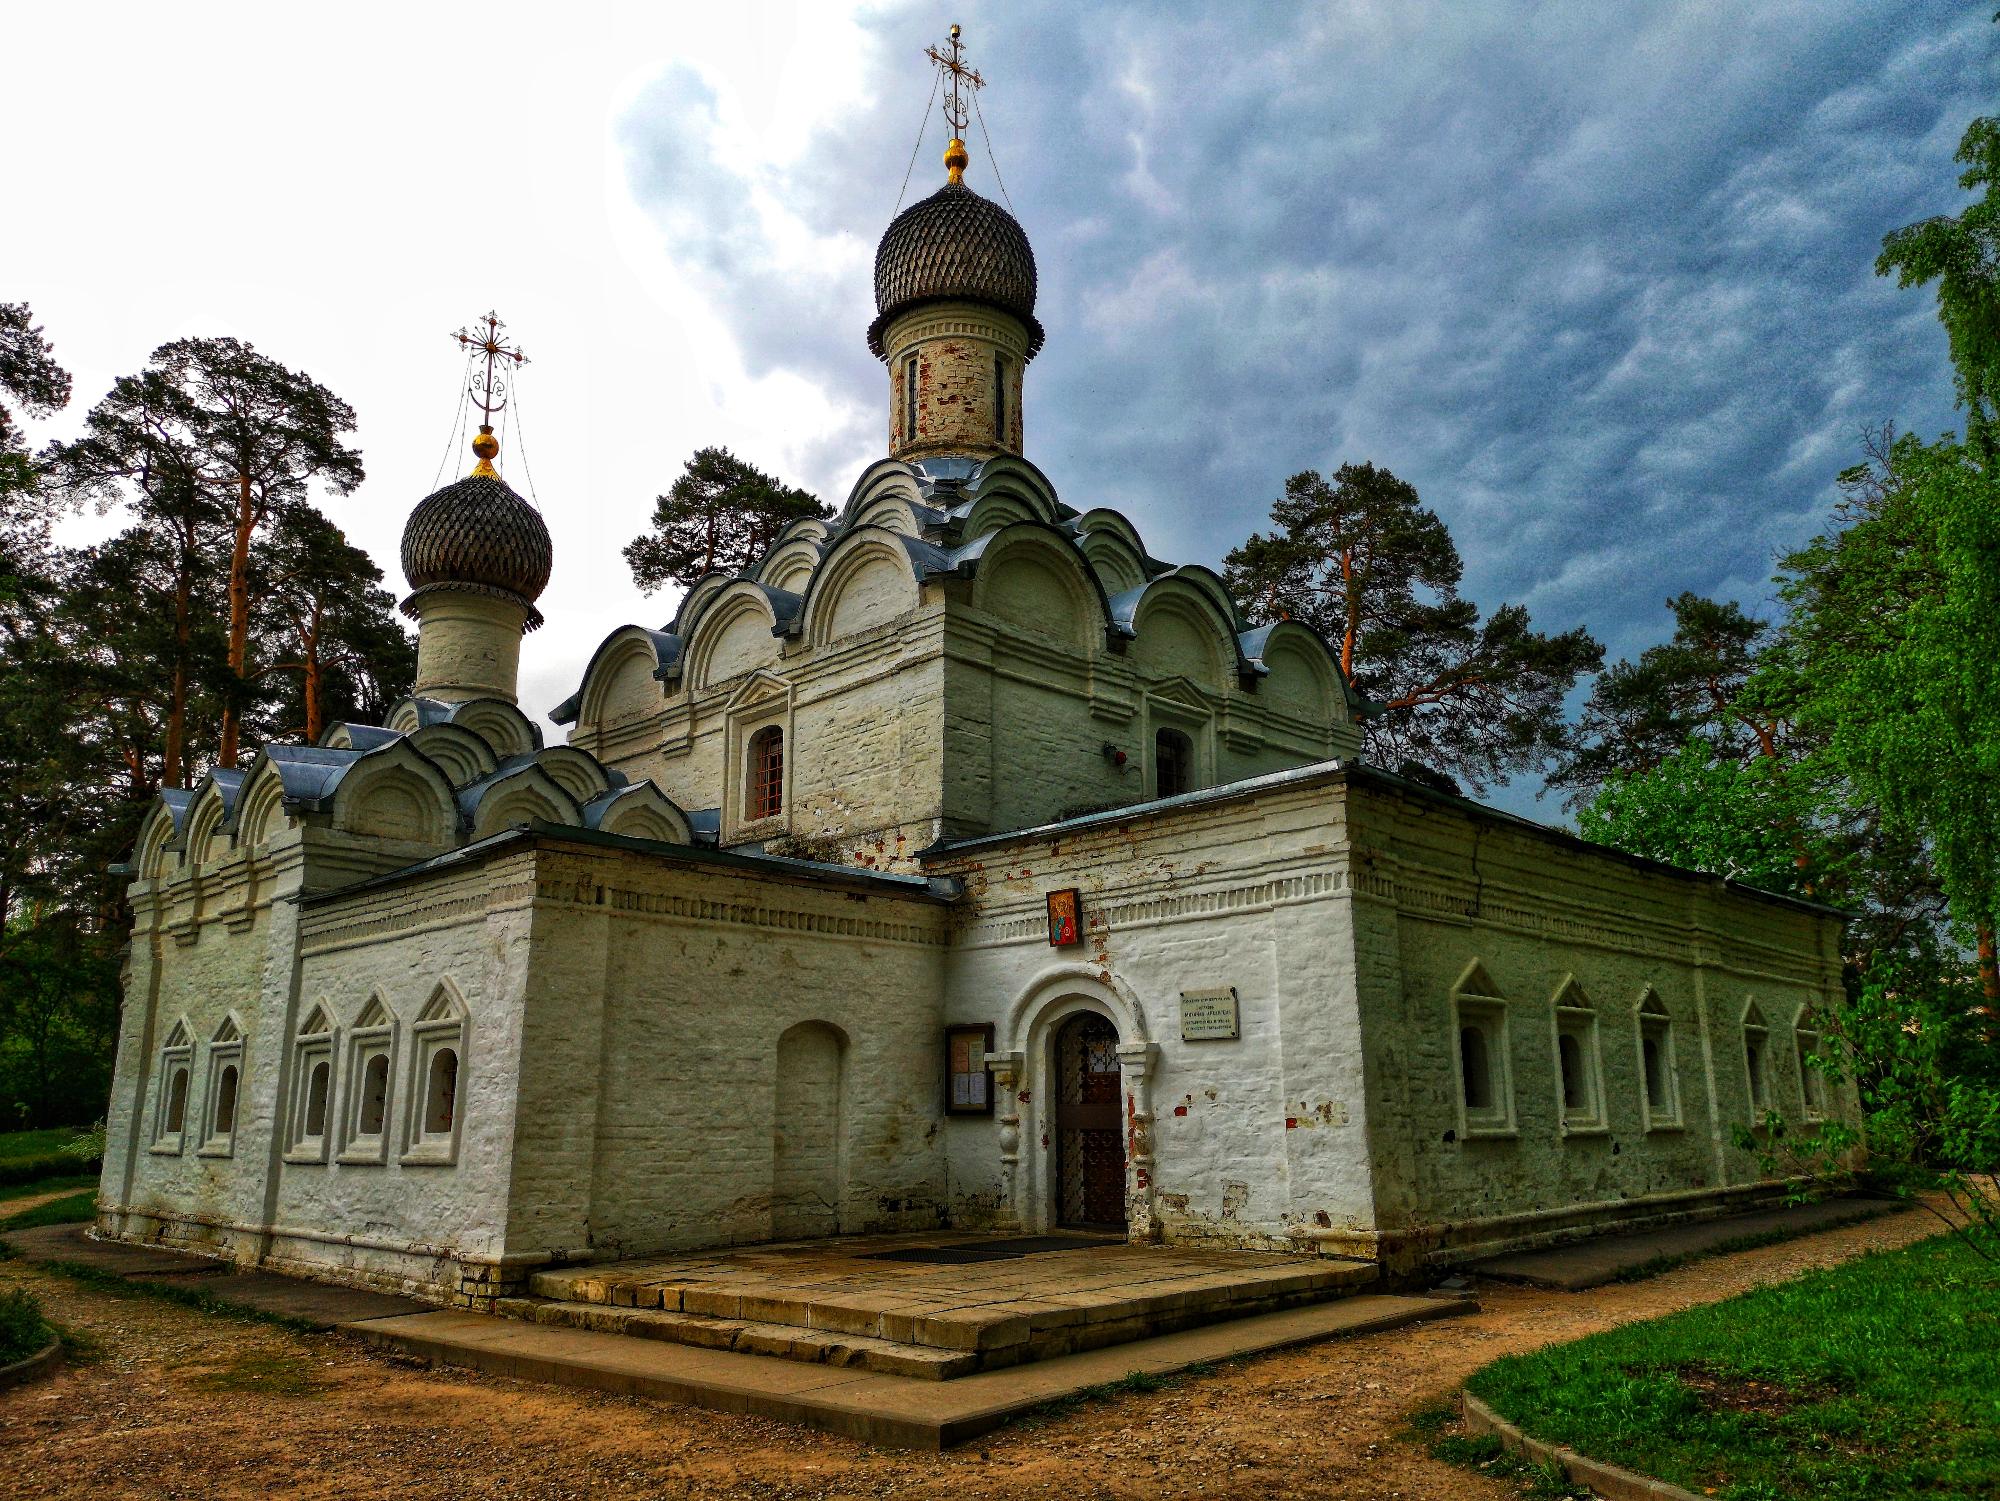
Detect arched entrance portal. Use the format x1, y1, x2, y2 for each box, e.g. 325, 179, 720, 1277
1053, 1012, 1127, 1230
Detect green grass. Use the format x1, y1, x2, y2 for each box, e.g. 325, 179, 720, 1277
0, 1287, 54, 1365
0, 1129, 72, 1162
1, 1189, 96, 1231
1467, 1235, 2000, 1500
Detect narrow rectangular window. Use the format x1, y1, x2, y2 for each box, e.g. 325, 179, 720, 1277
903, 356, 918, 443
994, 354, 1007, 441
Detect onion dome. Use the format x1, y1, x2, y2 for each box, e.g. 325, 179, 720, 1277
400, 426, 553, 630
867, 171, 1042, 360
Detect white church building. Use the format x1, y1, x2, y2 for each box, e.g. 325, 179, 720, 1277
96, 118, 1852, 1311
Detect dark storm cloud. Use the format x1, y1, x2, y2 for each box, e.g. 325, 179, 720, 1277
619, 2, 1988, 807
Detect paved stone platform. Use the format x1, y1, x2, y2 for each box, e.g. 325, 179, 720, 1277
354, 1290, 1472, 1448
514, 1232, 1378, 1378
1467, 1193, 1903, 1290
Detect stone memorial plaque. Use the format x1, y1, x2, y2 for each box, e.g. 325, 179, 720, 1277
1180, 987, 1240, 1041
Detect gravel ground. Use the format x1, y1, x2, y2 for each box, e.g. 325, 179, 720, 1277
0, 1205, 1945, 1501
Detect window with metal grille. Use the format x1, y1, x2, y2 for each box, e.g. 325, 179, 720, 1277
748, 726, 784, 820
903, 357, 918, 443
1155, 728, 1194, 798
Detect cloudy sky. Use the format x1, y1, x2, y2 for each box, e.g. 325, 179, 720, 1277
7, 1, 1986, 816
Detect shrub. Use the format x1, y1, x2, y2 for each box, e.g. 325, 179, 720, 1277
0, 1288, 52, 1365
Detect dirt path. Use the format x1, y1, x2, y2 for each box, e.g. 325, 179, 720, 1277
0, 1185, 91, 1219
0, 1207, 1944, 1501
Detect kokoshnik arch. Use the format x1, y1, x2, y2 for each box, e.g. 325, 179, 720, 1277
95, 35, 1855, 1309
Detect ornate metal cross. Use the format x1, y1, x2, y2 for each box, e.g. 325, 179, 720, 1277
924, 23, 984, 141
452, 310, 529, 425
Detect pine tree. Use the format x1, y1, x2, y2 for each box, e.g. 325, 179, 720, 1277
1222, 462, 1602, 793
624, 446, 830, 595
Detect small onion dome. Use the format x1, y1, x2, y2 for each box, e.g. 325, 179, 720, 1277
400, 462, 553, 631
867, 178, 1043, 359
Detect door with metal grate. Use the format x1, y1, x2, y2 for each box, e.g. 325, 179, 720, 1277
1054, 1012, 1126, 1230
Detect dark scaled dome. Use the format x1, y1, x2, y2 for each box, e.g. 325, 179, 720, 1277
400, 472, 553, 631
868, 180, 1043, 359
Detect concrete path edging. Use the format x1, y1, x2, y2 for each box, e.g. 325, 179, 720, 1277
0, 1337, 63, 1392
1461, 1390, 1705, 1501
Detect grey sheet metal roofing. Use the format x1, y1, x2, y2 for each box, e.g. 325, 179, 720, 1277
867, 180, 1044, 359
400, 472, 554, 629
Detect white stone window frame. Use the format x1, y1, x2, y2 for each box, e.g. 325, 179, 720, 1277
1550, 979, 1607, 1136
402, 988, 467, 1167
1450, 967, 1515, 1140
1795, 1008, 1829, 1123
1635, 989, 1682, 1132
196, 1017, 245, 1159
721, 674, 794, 846
150, 1020, 194, 1155
284, 1008, 337, 1165
337, 1000, 398, 1166
1742, 1000, 1773, 1121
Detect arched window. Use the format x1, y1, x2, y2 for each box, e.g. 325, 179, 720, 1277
359, 1054, 390, 1134
1155, 728, 1194, 799
153, 1019, 194, 1153
424, 1048, 459, 1135
994, 353, 1008, 440
305, 1061, 330, 1136
340, 995, 396, 1164
1557, 1033, 1585, 1111
1743, 1003, 1771, 1114
1638, 989, 1680, 1129
903, 355, 918, 444
1459, 1026, 1492, 1111
748, 726, 784, 820
286, 1005, 335, 1162
212, 1065, 239, 1136
405, 983, 467, 1164
1796, 1017, 1827, 1120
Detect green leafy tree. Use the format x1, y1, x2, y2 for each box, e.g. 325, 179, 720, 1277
1222, 462, 1603, 792
0, 303, 71, 621
249, 506, 414, 742
1878, 115, 2000, 450
1576, 738, 1837, 898
1776, 433, 2000, 1014
624, 446, 829, 595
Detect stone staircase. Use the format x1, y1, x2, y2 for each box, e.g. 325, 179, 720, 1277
498, 1234, 1380, 1380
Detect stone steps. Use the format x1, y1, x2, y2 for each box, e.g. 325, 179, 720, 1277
509, 1252, 1379, 1378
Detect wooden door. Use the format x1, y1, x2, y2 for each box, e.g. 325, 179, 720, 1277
1054, 1012, 1126, 1230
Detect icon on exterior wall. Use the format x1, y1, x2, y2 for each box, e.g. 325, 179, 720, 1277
1046, 888, 1083, 947
945, 1022, 996, 1115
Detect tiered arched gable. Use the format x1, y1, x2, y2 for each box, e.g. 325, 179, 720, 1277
965, 521, 1111, 652
134, 792, 190, 880
835, 459, 929, 532
329, 741, 457, 846
533, 745, 614, 805
406, 723, 500, 787
1239, 619, 1349, 724
182, 776, 236, 867
685, 581, 787, 688
566, 625, 680, 734
755, 536, 827, 594
1076, 526, 1151, 597
583, 782, 692, 844
800, 526, 927, 647
464, 763, 583, 841
443, 698, 541, 759
1121, 575, 1242, 687
232, 756, 294, 849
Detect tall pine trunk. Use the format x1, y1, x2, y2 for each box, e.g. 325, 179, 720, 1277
218, 469, 254, 767
302, 603, 324, 743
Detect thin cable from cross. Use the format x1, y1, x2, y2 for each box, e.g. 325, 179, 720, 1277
972, 86, 1014, 213
893, 61, 943, 215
